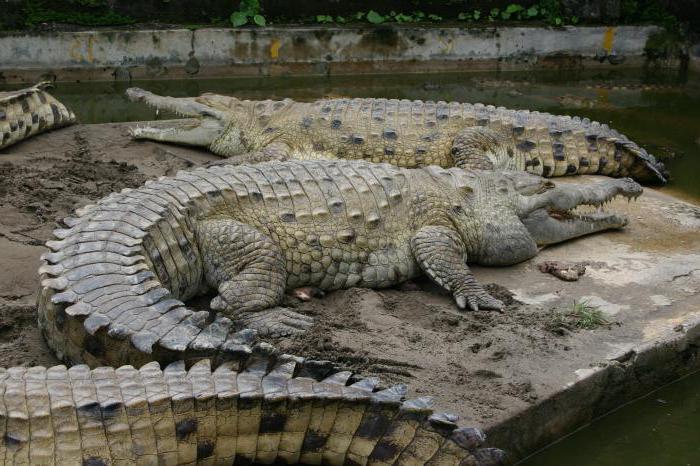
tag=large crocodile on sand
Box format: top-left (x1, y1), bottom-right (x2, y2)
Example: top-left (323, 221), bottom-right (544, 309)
top-left (126, 88), bottom-right (667, 184)
top-left (25, 160), bottom-right (641, 465)
top-left (0, 82), bottom-right (76, 150)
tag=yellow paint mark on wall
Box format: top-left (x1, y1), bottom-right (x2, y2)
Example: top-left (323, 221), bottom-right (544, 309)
top-left (270, 39), bottom-right (281, 59)
top-left (68, 36), bottom-right (96, 63)
top-left (602, 27), bottom-right (616, 53)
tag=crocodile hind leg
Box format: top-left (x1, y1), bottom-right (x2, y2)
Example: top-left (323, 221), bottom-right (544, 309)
top-left (450, 127), bottom-right (525, 172)
top-left (410, 226), bottom-right (503, 311)
top-left (196, 218), bottom-right (313, 336)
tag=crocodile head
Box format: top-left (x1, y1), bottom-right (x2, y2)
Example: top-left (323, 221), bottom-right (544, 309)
top-left (126, 87), bottom-right (249, 156)
top-left (451, 170), bottom-right (643, 266)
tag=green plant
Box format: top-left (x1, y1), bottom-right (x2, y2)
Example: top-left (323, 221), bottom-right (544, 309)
top-left (230, 0), bottom-right (266, 27)
top-left (393, 12), bottom-right (415, 23)
top-left (501, 4), bottom-right (524, 20)
top-left (366, 10), bottom-right (386, 24)
top-left (570, 300), bottom-right (610, 329)
top-left (316, 14), bottom-right (333, 24)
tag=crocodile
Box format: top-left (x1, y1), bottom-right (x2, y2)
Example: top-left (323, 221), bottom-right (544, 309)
top-left (126, 88), bottom-right (667, 184)
top-left (30, 160), bottom-right (641, 464)
top-left (0, 81), bottom-right (76, 150)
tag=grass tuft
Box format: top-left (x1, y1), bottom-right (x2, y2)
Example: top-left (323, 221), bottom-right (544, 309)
top-left (570, 300), bottom-right (610, 329)
top-left (545, 300), bottom-right (611, 335)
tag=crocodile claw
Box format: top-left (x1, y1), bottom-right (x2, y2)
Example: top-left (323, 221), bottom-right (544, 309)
top-left (455, 292), bottom-right (503, 312)
top-left (237, 307), bottom-right (314, 338)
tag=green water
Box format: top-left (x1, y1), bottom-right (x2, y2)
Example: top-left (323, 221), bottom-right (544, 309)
top-left (3, 68), bottom-right (699, 200)
top-left (2, 69), bottom-right (699, 462)
top-left (519, 370), bottom-right (700, 466)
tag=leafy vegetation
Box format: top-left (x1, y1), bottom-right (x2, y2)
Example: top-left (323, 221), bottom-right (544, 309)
top-left (304, 2), bottom-right (580, 27)
top-left (230, 0), bottom-right (266, 27)
top-left (3, 0), bottom-right (683, 32)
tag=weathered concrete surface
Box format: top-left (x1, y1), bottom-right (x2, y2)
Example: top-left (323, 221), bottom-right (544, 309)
top-left (480, 178), bottom-right (700, 459)
top-left (1, 122), bottom-right (698, 463)
top-left (0, 25), bottom-right (661, 83)
top-left (691, 43), bottom-right (700, 73)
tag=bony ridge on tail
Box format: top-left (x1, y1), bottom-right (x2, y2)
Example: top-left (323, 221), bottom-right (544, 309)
top-left (0, 81), bottom-right (76, 150)
top-left (126, 88), bottom-right (667, 184)
top-left (29, 159), bottom-right (643, 465)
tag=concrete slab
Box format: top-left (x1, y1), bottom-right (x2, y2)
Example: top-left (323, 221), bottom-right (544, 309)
top-left (1, 122), bottom-right (698, 463)
top-left (0, 25), bottom-right (662, 83)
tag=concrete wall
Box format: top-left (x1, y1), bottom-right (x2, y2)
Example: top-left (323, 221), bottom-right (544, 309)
top-left (0, 25), bottom-right (662, 83)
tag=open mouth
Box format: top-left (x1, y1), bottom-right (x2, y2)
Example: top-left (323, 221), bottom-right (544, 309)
top-left (546, 188), bottom-right (642, 225)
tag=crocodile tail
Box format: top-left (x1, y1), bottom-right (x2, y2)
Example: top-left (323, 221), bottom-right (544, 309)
top-left (0, 350), bottom-right (506, 465)
top-left (473, 106), bottom-right (667, 184)
top-left (37, 166), bottom-right (254, 368)
top-left (0, 81), bottom-right (76, 150)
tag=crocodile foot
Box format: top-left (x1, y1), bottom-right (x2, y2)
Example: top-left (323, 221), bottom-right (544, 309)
top-left (237, 307), bottom-right (314, 337)
top-left (454, 290), bottom-right (504, 312)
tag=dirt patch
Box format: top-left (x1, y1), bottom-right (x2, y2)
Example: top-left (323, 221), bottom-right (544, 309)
top-left (0, 299), bottom-right (57, 367)
top-left (0, 131), bottom-right (146, 246)
top-left (0, 122), bottom-right (212, 367)
top-left (272, 276), bottom-right (572, 421)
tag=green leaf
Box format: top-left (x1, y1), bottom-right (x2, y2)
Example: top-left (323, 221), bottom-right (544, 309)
top-left (253, 14), bottom-right (266, 26)
top-left (458, 12), bottom-right (469, 20)
top-left (490, 8), bottom-right (500, 17)
top-left (367, 10), bottom-right (386, 24)
top-left (571, 15), bottom-right (579, 24)
top-left (505, 4), bottom-right (524, 14)
top-left (428, 14), bottom-right (442, 21)
top-left (355, 11), bottom-right (366, 20)
top-left (526, 6), bottom-right (539, 17)
top-left (238, 0), bottom-right (259, 16)
top-left (231, 11), bottom-right (248, 27)
top-left (473, 10), bottom-right (481, 20)
top-left (335, 15), bottom-right (346, 23)
top-left (554, 17), bottom-right (562, 25)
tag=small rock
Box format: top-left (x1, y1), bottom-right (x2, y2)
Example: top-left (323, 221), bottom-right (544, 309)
top-left (538, 261), bottom-right (586, 281)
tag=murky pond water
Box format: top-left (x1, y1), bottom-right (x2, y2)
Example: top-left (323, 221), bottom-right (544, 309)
top-left (519, 370), bottom-right (700, 466)
top-left (2, 69), bottom-right (699, 463)
top-left (3, 68), bottom-right (699, 200)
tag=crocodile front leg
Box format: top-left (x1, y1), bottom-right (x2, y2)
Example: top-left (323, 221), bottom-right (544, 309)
top-left (196, 218), bottom-right (313, 336)
top-left (450, 127), bottom-right (523, 172)
top-left (206, 142), bottom-right (292, 167)
top-left (410, 226), bottom-right (503, 311)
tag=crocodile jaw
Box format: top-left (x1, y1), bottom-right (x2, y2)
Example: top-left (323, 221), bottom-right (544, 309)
top-left (128, 117), bottom-right (225, 148)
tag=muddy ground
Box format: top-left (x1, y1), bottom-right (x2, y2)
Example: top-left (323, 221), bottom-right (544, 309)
top-left (1, 123), bottom-right (699, 455)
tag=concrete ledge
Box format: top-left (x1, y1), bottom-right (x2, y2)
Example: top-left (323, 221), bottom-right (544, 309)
top-left (0, 25), bottom-right (661, 83)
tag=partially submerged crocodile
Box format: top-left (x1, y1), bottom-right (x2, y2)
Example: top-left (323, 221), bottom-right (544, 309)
top-left (126, 88), bottom-right (666, 184)
top-left (0, 81), bottom-right (76, 150)
top-left (26, 160), bottom-right (641, 464)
